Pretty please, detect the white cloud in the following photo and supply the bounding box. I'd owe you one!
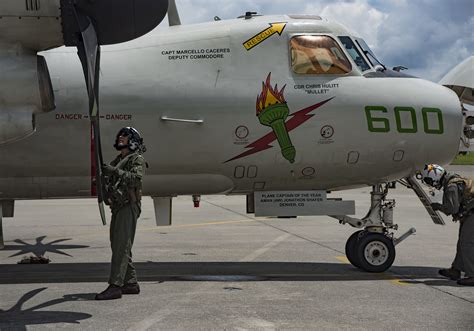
[374,1,474,81]
[171,0,473,81]
[303,0,387,48]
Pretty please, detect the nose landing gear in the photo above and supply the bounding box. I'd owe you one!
[347,231,396,272]
[345,230,364,268]
[333,184,416,272]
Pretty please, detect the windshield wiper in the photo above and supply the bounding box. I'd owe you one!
[364,50,387,72]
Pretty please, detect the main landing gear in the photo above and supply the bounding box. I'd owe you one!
[332,184,416,273]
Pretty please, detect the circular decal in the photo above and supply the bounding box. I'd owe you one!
[320,125,334,139]
[235,125,249,139]
[302,167,316,177]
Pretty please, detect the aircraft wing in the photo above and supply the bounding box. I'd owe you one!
[0,0,169,51]
[439,56,474,106]
[0,0,63,51]
[0,0,169,225]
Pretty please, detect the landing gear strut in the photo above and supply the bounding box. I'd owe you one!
[332,184,416,273]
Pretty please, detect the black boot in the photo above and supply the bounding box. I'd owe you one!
[457,277,474,286]
[95,285,122,300]
[438,268,461,280]
[122,283,140,295]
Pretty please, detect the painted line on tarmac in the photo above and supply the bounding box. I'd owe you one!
[127,309,174,331]
[335,256,350,264]
[28,219,260,242]
[204,199,351,257]
[129,233,290,330]
[389,279,410,286]
[240,233,291,262]
[153,219,257,229]
[335,255,409,286]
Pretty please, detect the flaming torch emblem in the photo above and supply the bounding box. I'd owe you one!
[256,73,296,163]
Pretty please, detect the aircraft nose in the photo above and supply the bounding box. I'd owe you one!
[417,80,463,165]
[439,85,463,114]
[437,84,463,125]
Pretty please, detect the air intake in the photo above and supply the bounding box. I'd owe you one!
[25,0,40,11]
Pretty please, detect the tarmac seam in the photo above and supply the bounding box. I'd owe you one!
[204,199,474,304]
[202,199,345,255]
[265,220,474,303]
[128,232,290,331]
[240,233,291,262]
[388,270,474,304]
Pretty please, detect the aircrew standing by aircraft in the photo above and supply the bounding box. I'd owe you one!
[95,127,147,300]
[421,164,474,286]
[0,0,472,273]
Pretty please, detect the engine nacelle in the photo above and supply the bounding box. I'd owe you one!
[0,46,55,145]
[0,0,168,51]
[0,109,35,145]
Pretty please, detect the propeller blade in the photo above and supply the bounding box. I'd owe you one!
[98,200,107,226]
[59,0,169,226]
[74,12,107,226]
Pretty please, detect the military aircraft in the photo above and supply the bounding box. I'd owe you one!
[0,0,472,273]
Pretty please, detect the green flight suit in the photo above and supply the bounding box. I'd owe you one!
[452,214,474,277]
[105,151,146,287]
[439,174,474,278]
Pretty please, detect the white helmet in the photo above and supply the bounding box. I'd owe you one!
[421,164,446,189]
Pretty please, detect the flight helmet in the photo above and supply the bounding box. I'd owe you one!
[421,164,446,189]
[114,127,144,152]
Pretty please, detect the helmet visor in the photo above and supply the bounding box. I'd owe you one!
[423,177,434,186]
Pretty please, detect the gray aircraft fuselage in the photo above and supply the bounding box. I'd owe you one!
[0,15,463,200]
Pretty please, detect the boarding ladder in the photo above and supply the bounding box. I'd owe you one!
[406,176,445,225]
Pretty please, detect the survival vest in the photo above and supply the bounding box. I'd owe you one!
[447,177,474,217]
[447,177,474,201]
[105,152,145,208]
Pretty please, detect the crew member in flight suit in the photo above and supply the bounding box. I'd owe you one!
[96,127,147,300]
[421,164,474,286]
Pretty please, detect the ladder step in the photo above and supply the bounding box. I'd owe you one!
[406,176,445,225]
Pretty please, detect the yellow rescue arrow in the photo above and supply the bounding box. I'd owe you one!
[243,22,287,51]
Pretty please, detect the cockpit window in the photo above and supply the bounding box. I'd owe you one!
[290,36,352,75]
[355,38,378,67]
[338,36,370,72]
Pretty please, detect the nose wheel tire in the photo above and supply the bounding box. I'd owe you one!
[355,232,396,273]
[345,230,365,268]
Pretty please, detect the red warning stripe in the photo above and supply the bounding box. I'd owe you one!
[90,124,97,196]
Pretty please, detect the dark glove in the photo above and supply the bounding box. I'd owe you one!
[102,164,117,176]
[431,203,442,211]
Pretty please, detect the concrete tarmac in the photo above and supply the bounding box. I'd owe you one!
[0,168,473,330]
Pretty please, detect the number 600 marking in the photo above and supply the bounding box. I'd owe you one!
[365,106,444,134]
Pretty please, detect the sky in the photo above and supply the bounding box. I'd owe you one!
[172,0,473,82]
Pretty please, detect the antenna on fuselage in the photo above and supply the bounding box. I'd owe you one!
[168,0,181,26]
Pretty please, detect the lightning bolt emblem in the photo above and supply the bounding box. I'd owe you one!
[225,97,334,163]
